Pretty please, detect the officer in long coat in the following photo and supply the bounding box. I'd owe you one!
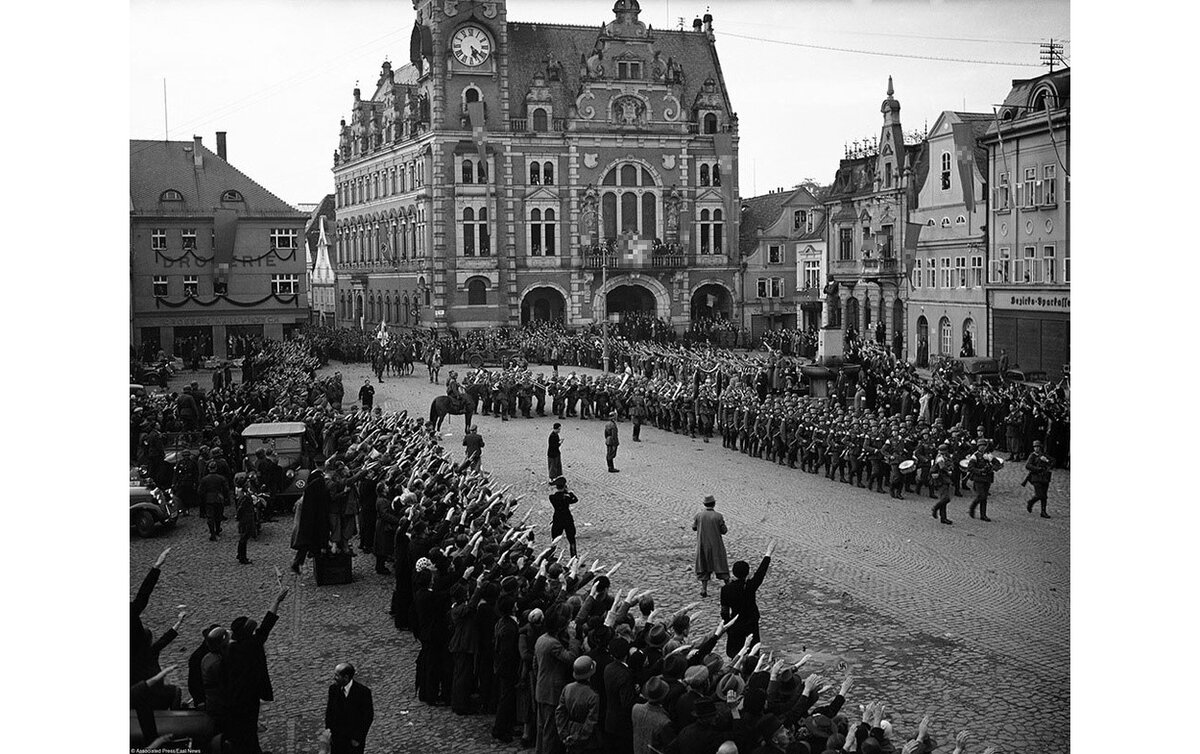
[692,495,729,597]
[290,465,331,572]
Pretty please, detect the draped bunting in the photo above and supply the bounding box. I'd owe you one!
[153,292,300,308]
[154,247,298,265]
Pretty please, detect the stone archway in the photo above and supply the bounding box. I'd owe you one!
[520,284,568,325]
[592,274,670,322]
[844,296,860,336]
[689,280,734,322]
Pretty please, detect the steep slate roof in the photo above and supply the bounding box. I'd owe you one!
[130,139,300,216]
[738,191,791,256]
[986,68,1070,137]
[505,22,731,118]
[305,194,337,271]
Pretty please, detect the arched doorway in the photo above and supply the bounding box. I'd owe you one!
[863,296,872,329]
[938,316,953,356]
[606,284,656,318]
[893,298,905,341]
[844,297,859,335]
[690,283,732,322]
[962,317,977,357]
[521,286,567,325]
[916,315,929,367]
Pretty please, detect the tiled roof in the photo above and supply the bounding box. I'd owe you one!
[505,23,730,119]
[987,68,1070,136]
[738,191,791,256]
[130,139,302,216]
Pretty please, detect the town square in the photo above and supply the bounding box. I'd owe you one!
[118,0,1084,752]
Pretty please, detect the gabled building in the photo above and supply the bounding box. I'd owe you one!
[823,78,924,356]
[906,111,991,366]
[305,194,337,325]
[981,68,1070,378]
[332,0,740,333]
[130,134,308,361]
[738,186,827,339]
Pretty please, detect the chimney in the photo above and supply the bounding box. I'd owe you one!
[216,131,227,161]
[193,135,203,168]
[692,17,702,31]
[703,12,714,39]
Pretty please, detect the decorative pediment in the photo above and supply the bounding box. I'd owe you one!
[524,186,561,202]
[525,73,552,106]
[882,143,894,156]
[859,210,871,223]
[695,187,724,203]
[691,77,725,112]
[610,95,648,126]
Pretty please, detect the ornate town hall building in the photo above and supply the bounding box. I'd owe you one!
[332,0,739,331]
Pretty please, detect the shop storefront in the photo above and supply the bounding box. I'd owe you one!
[988,290,1070,379]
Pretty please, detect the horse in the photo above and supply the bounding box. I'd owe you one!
[429,394,473,433]
[426,348,442,384]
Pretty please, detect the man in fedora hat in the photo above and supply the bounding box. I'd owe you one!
[662,696,727,753]
[1023,440,1054,518]
[556,656,602,752]
[631,676,675,754]
[752,714,791,754]
[693,495,730,598]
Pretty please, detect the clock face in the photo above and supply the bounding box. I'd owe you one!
[452,26,492,67]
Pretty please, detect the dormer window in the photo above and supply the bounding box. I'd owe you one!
[617,61,642,80]
[940,152,952,191]
[793,210,807,230]
[941,217,951,228]
[703,113,718,134]
[955,215,966,225]
[221,190,243,202]
[532,108,548,132]
[160,189,183,202]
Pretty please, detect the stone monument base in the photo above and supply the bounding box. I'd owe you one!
[818,328,843,362]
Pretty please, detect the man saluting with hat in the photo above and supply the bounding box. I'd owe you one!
[693,495,729,597]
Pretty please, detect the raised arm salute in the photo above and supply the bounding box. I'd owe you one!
[719,539,775,657]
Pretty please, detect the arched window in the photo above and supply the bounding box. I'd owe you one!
[712,164,722,186]
[641,194,656,237]
[395,167,403,193]
[620,164,638,186]
[956,215,966,225]
[160,189,184,202]
[462,207,476,256]
[602,192,618,238]
[703,113,718,134]
[403,293,410,324]
[530,209,542,255]
[530,162,540,185]
[385,294,392,323]
[467,278,487,305]
[544,208,556,256]
[600,162,660,241]
[939,316,953,355]
[962,317,976,356]
[621,192,639,233]
[941,217,951,228]
[465,87,480,105]
[543,162,554,185]
[941,152,952,190]
[477,207,489,254]
[699,164,710,186]
[462,159,474,184]
[698,208,723,255]
[221,190,243,202]
[476,158,487,183]
[532,108,548,132]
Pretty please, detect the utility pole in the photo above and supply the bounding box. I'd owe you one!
[162,78,169,140]
[1040,39,1065,71]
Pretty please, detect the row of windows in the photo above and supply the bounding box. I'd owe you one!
[836,225,894,261]
[756,277,785,299]
[149,228,296,251]
[919,316,977,357]
[151,274,298,297]
[926,216,967,228]
[993,164,1059,211]
[339,288,430,323]
[990,245,1070,285]
[911,256,985,289]
[698,162,722,187]
[337,210,428,265]
[337,160,425,208]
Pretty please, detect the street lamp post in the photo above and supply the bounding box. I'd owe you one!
[601,252,610,373]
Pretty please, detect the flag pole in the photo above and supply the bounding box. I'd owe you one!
[602,254,610,373]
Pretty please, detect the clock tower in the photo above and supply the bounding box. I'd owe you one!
[411,0,509,132]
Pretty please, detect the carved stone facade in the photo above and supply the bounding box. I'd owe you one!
[332,0,740,332]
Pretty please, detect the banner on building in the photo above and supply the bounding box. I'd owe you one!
[466,101,487,169]
[951,122,976,213]
[213,208,238,284]
[903,221,923,279]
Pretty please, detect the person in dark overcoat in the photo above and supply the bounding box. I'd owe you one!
[719,540,775,657]
[325,663,375,754]
[692,495,729,597]
[291,465,331,572]
[224,588,289,754]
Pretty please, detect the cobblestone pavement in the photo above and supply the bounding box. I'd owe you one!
[132,363,1069,753]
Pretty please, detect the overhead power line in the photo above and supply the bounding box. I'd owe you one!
[721,19,1066,47]
[721,31,1041,67]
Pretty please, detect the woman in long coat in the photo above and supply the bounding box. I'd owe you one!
[692,495,729,597]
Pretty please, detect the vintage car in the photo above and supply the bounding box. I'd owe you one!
[130,473,180,538]
[1005,368,1050,387]
[464,347,523,370]
[956,357,1002,386]
[242,422,312,507]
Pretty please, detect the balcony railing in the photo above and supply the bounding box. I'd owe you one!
[581,253,689,270]
[510,118,568,133]
[862,257,900,276]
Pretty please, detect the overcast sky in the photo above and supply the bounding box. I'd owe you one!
[130,0,1068,207]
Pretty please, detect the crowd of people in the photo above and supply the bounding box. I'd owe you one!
[129,330,1014,753]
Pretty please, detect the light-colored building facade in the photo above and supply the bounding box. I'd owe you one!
[739,187,826,339]
[331,0,740,333]
[130,135,308,361]
[823,78,922,355]
[305,194,338,325]
[981,68,1070,378]
[906,111,990,366]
